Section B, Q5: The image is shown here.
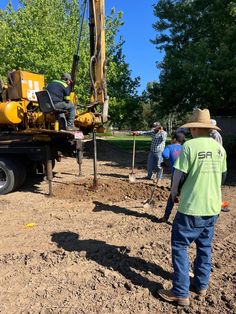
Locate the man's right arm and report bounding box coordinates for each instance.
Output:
[171,143,190,201]
[171,169,188,202]
[133,130,154,136]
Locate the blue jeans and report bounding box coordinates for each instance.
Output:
[147,151,163,179]
[171,212,218,298]
[55,101,76,128]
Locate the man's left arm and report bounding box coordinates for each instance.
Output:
[162,146,170,160]
[221,149,227,185]
[158,130,167,143]
[222,171,227,185]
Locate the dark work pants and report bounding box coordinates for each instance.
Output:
[55,101,76,128]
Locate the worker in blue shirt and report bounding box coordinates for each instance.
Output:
[46,73,76,130]
[159,132,185,222]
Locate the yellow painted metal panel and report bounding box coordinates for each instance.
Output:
[8,70,45,102]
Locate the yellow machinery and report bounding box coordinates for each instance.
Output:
[0,0,107,195]
[73,0,108,130]
[0,0,108,132]
[0,70,45,128]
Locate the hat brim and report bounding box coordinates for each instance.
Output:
[180,122,221,131]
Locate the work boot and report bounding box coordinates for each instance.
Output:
[189,277,207,296]
[158,289,190,306]
[195,288,207,296]
[144,176,152,180]
[190,283,207,296]
[67,126,79,131]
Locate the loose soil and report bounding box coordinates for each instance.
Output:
[0,139,235,314]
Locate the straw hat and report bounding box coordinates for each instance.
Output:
[180,109,220,130]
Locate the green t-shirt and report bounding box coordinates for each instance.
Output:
[174,137,227,216]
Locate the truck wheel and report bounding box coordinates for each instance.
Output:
[0,158,26,194]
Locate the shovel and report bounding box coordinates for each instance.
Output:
[143,167,163,209]
[129,136,136,183]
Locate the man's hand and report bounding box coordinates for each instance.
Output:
[132,131,139,136]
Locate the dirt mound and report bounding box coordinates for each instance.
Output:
[53,178,170,203]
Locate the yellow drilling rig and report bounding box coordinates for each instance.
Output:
[0,0,108,195]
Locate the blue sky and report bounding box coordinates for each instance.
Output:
[0,0,163,93]
[106,0,163,93]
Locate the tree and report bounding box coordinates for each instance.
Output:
[0,2,141,127]
[152,0,236,115]
[140,81,162,128]
[0,0,91,102]
[107,47,141,129]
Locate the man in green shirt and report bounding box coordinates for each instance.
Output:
[158,109,227,306]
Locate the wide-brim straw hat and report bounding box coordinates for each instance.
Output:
[180,109,220,130]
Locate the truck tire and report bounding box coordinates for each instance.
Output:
[0,157,26,194]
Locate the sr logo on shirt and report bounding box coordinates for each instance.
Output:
[198,152,212,159]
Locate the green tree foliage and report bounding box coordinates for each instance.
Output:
[0,0,90,101]
[0,1,140,126]
[140,81,162,128]
[107,47,141,129]
[105,9,141,129]
[152,0,236,115]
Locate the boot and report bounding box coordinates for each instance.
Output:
[158,289,190,306]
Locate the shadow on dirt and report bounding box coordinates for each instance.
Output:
[18,174,48,195]
[51,231,172,296]
[93,201,161,223]
[98,173,129,179]
[93,201,172,226]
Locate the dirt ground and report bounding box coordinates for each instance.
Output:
[0,139,235,314]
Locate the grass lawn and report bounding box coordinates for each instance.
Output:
[106,136,151,152]
[104,135,171,152]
